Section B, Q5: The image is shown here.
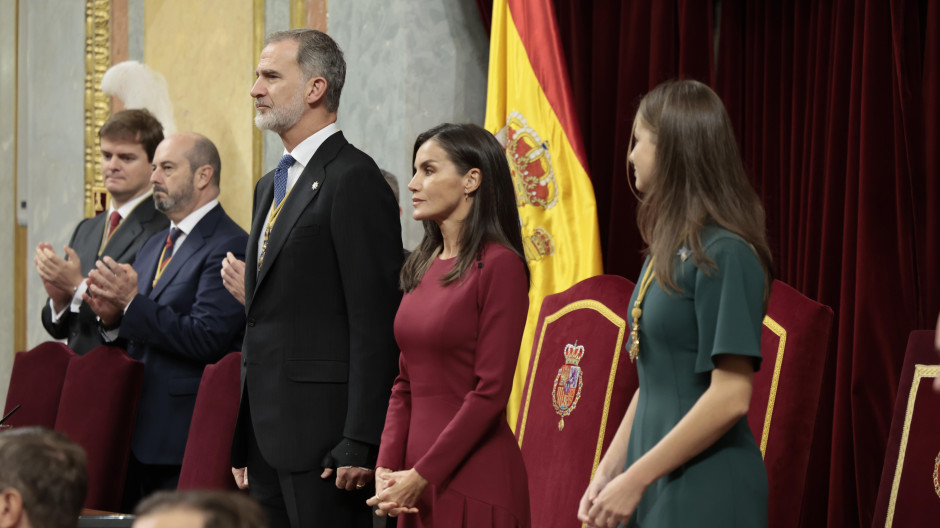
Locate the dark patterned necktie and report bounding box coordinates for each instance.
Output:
[273,154,296,208]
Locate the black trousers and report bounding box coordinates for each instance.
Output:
[246,420,374,528]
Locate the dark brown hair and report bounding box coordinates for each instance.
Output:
[0,427,87,528]
[630,80,773,308]
[400,123,529,292]
[98,108,165,162]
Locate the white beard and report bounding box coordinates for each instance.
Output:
[254,85,306,133]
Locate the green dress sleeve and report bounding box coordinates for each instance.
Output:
[693,236,766,373]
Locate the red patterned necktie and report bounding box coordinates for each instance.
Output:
[154,228,182,285]
[107,211,121,240]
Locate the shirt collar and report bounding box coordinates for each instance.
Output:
[170,199,219,235]
[285,122,340,169]
[110,190,153,219]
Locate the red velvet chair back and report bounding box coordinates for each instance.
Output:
[4,342,76,428]
[872,330,939,527]
[515,275,636,528]
[746,280,834,528]
[178,351,241,490]
[54,345,144,511]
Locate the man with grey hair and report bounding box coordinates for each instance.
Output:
[0,427,87,528]
[223,29,401,527]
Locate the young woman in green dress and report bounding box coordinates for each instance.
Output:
[578,79,773,528]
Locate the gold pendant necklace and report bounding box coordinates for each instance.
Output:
[628,258,656,362]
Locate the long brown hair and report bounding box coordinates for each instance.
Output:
[400,123,529,292]
[630,80,773,308]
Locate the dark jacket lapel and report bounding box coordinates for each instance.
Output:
[104,197,162,261]
[77,213,108,269]
[150,205,222,299]
[245,173,273,310]
[251,132,347,298]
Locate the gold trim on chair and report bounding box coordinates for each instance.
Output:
[885,364,940,527]
[84,0,111,217]
[517,300,626,481]
[759,315,787,457]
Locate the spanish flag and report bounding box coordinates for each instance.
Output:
[484,0,604,429]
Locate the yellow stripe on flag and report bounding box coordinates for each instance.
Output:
[485,0,603,430]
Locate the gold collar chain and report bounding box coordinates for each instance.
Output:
[628,258,656,362]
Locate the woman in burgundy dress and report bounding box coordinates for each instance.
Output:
[367,123,531,527]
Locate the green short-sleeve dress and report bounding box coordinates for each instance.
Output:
[623,226,768,527]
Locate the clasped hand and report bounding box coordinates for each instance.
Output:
[577,469,646,528]
[367,467,426,517]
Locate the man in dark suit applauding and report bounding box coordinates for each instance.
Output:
[85,133,248,509]
[35,109,169,355]
[224,29,402,527]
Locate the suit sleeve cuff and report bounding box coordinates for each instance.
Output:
[96,316,121,343]
[48,298,69,323]
[328,438,378,468]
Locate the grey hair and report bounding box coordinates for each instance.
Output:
[265,29,346,113]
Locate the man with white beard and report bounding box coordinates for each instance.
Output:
[224,29,402,528]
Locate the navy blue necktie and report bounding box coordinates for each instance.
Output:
[273,154,296,208]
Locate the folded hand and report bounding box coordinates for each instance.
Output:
[366,467,425,517]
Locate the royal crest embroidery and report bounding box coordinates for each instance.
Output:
[494,112,559,263]
[500,112,559,210]
[552,342,585,431]
[523,227,555,262]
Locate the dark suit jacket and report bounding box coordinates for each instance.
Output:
[232,131,402,472]
[41,197,169,355]
[117,204,248,466]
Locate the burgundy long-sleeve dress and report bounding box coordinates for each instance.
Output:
[376,242,531,527]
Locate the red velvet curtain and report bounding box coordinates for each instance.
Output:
[713,2,936,526]
[553,0,714,282]
[476,1,939,526]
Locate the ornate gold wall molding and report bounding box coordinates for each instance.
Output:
[254,0,264,187]
[84,0,111,218]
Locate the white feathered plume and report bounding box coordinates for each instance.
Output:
[101,61,176,134]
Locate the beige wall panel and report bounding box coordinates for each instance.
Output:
[145,0,255,229]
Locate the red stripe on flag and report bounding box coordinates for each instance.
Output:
[506,0,589,170]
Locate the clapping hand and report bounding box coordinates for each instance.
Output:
[84,257,138,326]
[34,243,84,311]
[221,252,246,305]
